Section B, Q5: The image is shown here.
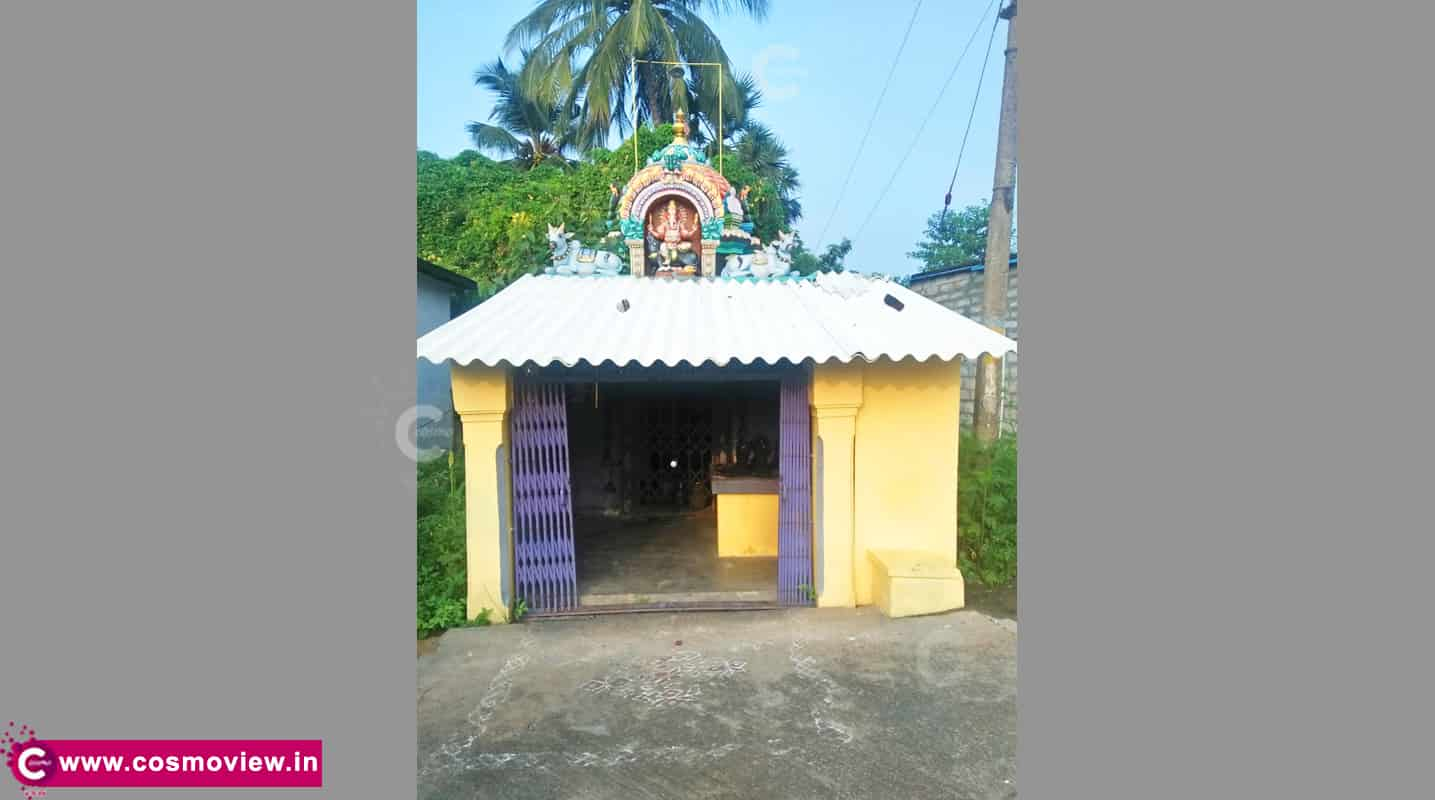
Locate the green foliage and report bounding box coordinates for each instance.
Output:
[958,432,1017,586]
[417,150,609,295]
[789,234,853,275]
[418,122,800,293]
[417,456,488,637]
[510,597,529,622]
[909,203,993,271]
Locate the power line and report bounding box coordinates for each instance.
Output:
[814,0,925,250]
[937,7,1003,230]
[850,0,1000,246]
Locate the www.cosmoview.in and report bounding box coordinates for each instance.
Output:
[6,738,322,789]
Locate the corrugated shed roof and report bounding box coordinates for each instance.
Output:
[416,271,1016,368]
[416,258,477,291]
[905,253,1018,283]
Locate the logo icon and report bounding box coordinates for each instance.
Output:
[3,723,50,799]
[752,44,806,102]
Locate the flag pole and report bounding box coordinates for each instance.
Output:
[631,56,639,176]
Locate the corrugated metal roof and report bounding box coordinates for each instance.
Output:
[416,258,477,291]
[905,253,1018,283]
[416,271,1017,368]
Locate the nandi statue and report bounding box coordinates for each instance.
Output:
[545,223,624,276]
[722,230,796,278]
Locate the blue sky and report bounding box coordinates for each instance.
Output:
[418,0,1008,277]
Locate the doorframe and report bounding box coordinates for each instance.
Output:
[513,362,815,616]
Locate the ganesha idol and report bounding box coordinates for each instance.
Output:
[647,198,699,274]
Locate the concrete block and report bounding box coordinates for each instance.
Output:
[716,493,779,557]
[868,550,965,618]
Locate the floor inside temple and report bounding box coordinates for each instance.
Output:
[574,507,778,606]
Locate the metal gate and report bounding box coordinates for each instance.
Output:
[631,388,713,509]
[778,374,814,606]
[510,380,577,612]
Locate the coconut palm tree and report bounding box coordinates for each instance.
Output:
[690,70,762,148]
[466,56,578,169]
[683,69,804,223]
[506,0,771,149]
[729,122,803,221]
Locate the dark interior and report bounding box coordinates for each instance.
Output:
[562,378,781,604]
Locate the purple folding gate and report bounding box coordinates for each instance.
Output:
[509,380,578,612]
[777,374,815,606]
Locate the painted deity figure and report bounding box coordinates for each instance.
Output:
[647,198,698,270]
[723,185,745,224]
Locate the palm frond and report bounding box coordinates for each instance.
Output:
[703,0,772,20]
[505,0,593,51]
[503,0,770,145]
[466,122,523,157]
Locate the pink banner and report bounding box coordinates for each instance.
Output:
[7,739,322,788]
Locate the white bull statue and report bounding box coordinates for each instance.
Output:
[722,231,796,278]
[545,223,624,276]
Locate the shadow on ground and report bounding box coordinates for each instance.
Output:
[964,582,1017,620]
[418,607,1016,799]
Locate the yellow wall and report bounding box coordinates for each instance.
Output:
[716,493,780,557]
[451,365,514,623]
[812,359,962,607]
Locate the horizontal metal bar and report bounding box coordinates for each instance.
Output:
[633,59,723,66]
[522,365,803,384]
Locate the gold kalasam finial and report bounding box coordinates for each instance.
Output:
[672,109,689,143]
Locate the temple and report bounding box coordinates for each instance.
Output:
[616,110,762,278]
[417,114,1019,623]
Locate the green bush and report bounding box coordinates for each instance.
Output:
[958,433,1017,586]
[417,455,489,637]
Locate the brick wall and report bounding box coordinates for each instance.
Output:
[906,264,1018,431]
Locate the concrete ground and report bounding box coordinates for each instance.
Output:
[575,509,778,605]
[417,607,1016,799]
[965,583,1018,621]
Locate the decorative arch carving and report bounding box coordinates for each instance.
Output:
[631,181,716,224]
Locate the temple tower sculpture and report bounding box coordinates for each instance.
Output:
[616,111,728,278]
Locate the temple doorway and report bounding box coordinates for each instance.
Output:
[563,375,784,608]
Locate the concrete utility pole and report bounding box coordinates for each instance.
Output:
[973,0,1017,443]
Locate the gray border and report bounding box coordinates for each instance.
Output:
[1024,1,1431,797]
[1,2,415,798]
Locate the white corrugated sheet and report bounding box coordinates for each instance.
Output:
[417,271,1016,368]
